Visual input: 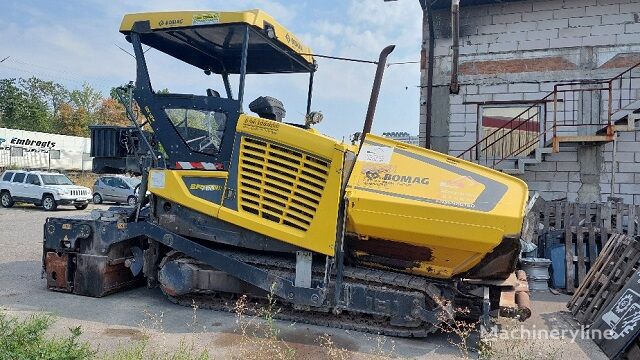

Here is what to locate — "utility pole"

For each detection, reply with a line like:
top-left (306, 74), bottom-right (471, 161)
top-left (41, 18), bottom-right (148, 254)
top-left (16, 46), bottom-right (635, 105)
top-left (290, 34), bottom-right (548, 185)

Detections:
top-left (384, 0), bottom-right (434, 149)
top-left (419, 0), bottom-right (434, 149)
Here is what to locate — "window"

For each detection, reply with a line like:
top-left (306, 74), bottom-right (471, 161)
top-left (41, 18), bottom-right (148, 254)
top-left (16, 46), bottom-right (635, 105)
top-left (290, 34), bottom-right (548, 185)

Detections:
top-left (12, 173), bottom-right (25, 183)
top-left (479, 104), bottom-right (542, 158)
top-left (26, 174), bottom-right (41, 186)
top-left (49, 150), bottom-right (61, 160)
top-left (102, 177), bottom-right (113, 186)
top-left (123, 177), bottom-right (141, 188)
top-left (10, 147), bottom-right (23, 157)
top-left (41, 174), bottom-right (73, 185)
top-left (2, 172), bottom-right (14, 182)
top-left (165, 108), bottom-right (227, 155)
top-left (111, 177), bottom-right (129, 189)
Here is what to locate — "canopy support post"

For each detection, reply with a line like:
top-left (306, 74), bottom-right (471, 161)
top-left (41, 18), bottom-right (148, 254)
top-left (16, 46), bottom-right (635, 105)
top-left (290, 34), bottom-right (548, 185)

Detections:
top-left (306, 70), bottom-right (315, 115)
top-left (238, 27), bottom-right (250, 111)
top-left (222, 72), bottom-right (233, 99)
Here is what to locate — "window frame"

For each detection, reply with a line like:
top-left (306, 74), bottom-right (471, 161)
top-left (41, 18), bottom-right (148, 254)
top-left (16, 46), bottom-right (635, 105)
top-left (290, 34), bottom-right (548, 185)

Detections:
top-left (26, 174), bottom-right (41, 186)
top-left (476, 102), bottom-right (546, 159)
top-left (2, 172), bottom-right (14, 182)
top-left (12, 172), bottom-right (26, 183)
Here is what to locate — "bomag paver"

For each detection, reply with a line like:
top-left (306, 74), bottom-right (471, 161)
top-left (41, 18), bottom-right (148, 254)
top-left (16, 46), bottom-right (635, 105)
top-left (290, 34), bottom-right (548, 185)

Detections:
top-left (42, 9), bottom-right (531, 336)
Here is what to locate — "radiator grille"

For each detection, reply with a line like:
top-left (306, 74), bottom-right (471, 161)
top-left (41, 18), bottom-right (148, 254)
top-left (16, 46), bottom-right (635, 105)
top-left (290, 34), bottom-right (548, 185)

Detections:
top-left (238, 137), bottom-right (330, 231)
top-left (70, 189), bottom-right (87, 196)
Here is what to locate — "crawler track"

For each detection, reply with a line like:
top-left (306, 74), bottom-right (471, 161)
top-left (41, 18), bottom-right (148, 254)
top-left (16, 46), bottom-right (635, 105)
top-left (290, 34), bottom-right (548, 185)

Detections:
top-left (160, 250), bottom-right (458, 337)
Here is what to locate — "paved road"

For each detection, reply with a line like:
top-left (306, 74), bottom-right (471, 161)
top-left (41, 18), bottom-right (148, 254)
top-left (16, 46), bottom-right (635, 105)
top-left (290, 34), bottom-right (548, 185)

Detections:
top-left (0, 203), bottom-right (607, 359)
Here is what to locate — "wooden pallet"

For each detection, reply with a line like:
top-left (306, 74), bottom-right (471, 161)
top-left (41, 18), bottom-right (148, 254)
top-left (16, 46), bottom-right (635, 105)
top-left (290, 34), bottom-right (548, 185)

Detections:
top-left (567, 233), bottom-right (640, 325)
top-left (536, 201), bottom-right (640, 293)
top-left (538, 201), bottom-right (639, 237)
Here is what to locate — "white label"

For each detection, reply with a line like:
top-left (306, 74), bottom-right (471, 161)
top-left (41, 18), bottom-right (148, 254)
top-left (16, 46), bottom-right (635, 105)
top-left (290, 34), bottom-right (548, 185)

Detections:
top-left (150, 172), bottom-right (165, 189)
top-left (358, 145), bottom-right (393, 164)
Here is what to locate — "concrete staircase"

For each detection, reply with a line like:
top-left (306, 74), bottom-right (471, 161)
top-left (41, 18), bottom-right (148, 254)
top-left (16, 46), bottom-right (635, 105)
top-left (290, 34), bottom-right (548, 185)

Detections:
top-left (497, 104), bottom-right (639, 175)
top-left (458, 62), bottom-right (640, 174)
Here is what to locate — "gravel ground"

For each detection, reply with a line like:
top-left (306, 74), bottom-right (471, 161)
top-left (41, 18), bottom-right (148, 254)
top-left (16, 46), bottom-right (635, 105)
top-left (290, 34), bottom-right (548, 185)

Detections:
top-left (0, 202), bottom-right (608, 359)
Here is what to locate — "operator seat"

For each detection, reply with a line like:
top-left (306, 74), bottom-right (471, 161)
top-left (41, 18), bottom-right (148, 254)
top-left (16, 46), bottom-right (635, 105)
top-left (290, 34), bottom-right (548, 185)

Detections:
top-left (249, 96), bottom-right (285, 122)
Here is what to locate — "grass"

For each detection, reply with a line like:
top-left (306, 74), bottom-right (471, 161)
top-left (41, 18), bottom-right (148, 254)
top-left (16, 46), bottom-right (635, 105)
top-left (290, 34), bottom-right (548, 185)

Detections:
top-left (0, 312), bottom-right (94, 360)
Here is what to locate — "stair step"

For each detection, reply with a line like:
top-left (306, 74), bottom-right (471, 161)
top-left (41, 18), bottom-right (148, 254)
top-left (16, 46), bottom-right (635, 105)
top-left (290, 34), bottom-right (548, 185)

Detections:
top-left (611, 99), bottom-right (640, 122)
top-left (552, 135), bottom-right (614, 151)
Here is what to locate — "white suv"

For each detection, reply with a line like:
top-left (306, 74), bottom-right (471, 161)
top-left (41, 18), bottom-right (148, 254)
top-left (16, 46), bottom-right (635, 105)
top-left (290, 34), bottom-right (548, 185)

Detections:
top-left (0, 170), bottom-right (92, 211)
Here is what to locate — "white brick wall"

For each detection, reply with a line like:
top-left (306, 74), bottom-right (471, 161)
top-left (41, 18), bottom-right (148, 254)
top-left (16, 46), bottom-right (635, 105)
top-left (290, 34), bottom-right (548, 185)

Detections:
top-left (437, 0), bottom-right (640, 56)
top-left (431, 0), bottom-right (640, 205)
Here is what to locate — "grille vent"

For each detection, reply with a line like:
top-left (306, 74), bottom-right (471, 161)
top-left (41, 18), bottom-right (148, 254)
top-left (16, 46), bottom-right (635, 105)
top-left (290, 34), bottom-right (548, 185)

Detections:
top-left (238, 137), bottom-right (330, 231)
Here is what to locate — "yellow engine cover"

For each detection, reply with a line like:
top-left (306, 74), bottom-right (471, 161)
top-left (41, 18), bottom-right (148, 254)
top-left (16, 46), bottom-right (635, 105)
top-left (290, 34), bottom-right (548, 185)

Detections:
top-left (345, 134), bottom-right (528, 279)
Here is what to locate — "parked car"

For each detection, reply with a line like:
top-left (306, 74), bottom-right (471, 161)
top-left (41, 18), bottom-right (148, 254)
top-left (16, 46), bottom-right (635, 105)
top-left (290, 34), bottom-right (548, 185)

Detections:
top-left (0, 170), bottom-right (92, 211)
top-left (92, 175), bottom-right (141, 206)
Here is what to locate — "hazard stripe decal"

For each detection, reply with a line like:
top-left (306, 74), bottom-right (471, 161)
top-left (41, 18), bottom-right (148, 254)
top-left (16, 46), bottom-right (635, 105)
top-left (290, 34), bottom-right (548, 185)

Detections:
top-left (175, 162), bottom-right (224, 170)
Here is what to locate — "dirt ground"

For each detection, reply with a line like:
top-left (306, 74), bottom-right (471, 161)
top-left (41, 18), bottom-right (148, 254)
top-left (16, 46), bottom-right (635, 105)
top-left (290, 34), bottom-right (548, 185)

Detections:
top-left (0, 203), bottom-right (608, 359)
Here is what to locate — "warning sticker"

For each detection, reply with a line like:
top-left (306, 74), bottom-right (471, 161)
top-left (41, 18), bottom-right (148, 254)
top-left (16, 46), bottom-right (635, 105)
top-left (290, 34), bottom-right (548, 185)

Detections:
top-left (150, 172), bottom-right (165, 189)
top-left (358, 145), bottom-right (393, 164)
top-left (192, 13), bottom-right (220, 26)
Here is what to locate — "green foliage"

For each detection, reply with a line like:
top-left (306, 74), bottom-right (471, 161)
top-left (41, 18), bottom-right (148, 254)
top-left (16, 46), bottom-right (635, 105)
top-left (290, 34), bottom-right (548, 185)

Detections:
top-left (0, 78), bottom-right (51, 132)
top-left (0, 312), bottom-right (94, 360)
top-left (0, 77), bottom-right (128, 137)
top-left (70, 83), bottom-right (102, 114)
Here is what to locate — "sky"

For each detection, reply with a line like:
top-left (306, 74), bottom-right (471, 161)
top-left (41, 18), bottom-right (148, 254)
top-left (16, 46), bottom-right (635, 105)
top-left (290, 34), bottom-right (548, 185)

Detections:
top-left (0, 0), bottom-right (423, 140)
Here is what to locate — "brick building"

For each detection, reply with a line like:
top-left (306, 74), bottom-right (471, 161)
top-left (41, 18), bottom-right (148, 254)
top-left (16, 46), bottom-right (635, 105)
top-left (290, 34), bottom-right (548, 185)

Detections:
top-left (423, 0), bottom-right (640, 204)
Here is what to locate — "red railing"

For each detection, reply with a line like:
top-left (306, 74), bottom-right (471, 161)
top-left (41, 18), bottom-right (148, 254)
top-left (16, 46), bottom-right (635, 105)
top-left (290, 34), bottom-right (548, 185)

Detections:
top-left (457, 93), bottom-right (552, 168)
top-left (458, 60), bottom-right (640, 168)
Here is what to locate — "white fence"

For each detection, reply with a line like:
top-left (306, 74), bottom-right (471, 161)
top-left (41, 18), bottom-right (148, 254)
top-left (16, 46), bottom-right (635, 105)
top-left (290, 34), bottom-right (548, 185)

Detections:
top-left (0, 127), bottom-right (92, 171)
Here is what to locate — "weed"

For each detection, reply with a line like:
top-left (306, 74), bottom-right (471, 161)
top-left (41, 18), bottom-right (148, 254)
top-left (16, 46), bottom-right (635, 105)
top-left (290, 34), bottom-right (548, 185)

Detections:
top-left (317, 333), bottom-right (350, 360)
top-left (0, 311), bottom-right (94, 360)
top-left (433, 297), bottom-right (480, 359)
top-left (232, 284), bottom-right (296, 360)
top-left (105, 339), bottom-right (211, 360)
top-left (368, 334), bottom-right (396, 358)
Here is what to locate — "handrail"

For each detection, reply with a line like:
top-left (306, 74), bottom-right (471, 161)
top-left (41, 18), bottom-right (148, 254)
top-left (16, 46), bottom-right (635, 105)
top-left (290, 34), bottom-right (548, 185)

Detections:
top-left (457, 92), bottom-right (553, 163)
top-left (458, 60), bottom-right (640, 168)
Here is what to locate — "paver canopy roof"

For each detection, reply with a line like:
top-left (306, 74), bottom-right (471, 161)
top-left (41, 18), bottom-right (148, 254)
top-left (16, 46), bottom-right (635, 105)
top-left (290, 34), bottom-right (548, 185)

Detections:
top-left (120, 10), bottom-right (315, 74)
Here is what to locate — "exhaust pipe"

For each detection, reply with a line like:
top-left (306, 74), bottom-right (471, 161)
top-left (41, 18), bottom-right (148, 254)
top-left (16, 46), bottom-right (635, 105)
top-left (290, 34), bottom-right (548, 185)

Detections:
top-left (360, 45), bottom-right (396, 148)
top-left (450, 0), bottom-right (460, 94)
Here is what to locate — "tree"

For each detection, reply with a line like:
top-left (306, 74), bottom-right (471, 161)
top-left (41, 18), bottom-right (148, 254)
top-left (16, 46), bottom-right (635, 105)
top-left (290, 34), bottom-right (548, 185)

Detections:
top-left (18, 77), bottom-right (69, 116)
top-left (55, 103), bottom-right (89, 136)
top-left (94, 98), bottom-right (130, 127)
top-left (0, 78), bottom-right (51, 133)
top-left (70, 83), bottom-right (102, 114)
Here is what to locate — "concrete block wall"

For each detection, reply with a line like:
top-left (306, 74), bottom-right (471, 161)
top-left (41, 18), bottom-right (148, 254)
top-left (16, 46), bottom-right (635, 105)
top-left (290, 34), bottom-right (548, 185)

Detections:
top-left (426, 0), bottom-right (640, 204)
top-left (514, 131), bottom-right (640, 204)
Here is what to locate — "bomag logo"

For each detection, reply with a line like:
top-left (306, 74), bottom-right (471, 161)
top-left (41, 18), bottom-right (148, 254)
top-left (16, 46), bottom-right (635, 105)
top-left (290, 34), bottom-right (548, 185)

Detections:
top-left (190, 184), bottom-right (223, 191)
top-left (284, 33), bottom-right (304, 52)
top-left (365, 170), bottom-right (429, 185)
top-left (159, 19), bottom-right (184, 27)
